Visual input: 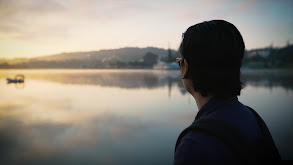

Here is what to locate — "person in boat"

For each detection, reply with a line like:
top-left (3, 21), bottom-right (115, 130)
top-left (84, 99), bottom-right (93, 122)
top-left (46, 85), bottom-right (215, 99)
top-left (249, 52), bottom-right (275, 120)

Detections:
top-left (6, 74), bottom-right (24, 83)
top-left (174, 20), bottom-right (280, 164)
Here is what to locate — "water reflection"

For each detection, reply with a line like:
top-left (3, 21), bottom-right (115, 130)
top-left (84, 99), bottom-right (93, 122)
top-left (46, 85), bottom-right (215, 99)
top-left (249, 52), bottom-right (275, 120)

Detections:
top-left (0, 69), bottom-right (292, 164)
top-left (0, 113), bottom-right (161, 165)
top-left (2, 69), bottom-right (188, 96)
top-left (16, 70), bottom-right (181, 89)
top-left (6, 82), bottom-right (25, 89)
top-left (3, 69), bottom-right (293, 93)
top-left (242, 69), bottom-right (293, 91)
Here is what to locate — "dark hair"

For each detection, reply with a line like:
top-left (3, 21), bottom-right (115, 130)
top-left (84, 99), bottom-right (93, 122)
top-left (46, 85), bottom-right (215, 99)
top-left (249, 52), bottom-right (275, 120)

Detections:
top-left (179, 20), bottom-right (245, 98)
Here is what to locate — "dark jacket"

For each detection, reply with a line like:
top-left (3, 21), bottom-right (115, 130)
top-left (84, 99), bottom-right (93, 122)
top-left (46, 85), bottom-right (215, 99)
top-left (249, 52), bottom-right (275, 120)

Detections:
top-left (174, 96), bottom-right (263, 165)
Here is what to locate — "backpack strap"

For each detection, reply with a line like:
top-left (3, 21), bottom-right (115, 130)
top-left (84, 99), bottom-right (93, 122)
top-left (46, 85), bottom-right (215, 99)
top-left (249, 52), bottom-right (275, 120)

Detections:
top-left (175, 118), bottom-right (253, 163)
top-left (245, 106), bottom-right (281, 161)
top-left (174, 106), bottom-right (282, 162)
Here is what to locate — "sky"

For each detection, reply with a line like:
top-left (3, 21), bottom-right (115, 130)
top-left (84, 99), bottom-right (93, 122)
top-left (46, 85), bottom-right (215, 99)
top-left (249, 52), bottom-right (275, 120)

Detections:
top-left (0, 0), bottom-right (292, 59)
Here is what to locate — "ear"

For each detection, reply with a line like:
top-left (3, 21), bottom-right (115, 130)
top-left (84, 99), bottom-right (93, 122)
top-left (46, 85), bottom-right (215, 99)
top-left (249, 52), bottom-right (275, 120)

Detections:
top-left (183, 59), bottom-right (189, 78)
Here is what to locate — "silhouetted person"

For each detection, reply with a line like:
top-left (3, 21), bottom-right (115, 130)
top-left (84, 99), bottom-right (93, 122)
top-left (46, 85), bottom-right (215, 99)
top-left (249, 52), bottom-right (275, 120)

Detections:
top-left (174, 20), bottom-right (281, 164)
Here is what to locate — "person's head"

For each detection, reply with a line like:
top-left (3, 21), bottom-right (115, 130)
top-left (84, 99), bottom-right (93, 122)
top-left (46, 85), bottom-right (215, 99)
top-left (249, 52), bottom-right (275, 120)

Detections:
top-left (178, 20), bottom-right (245, 98)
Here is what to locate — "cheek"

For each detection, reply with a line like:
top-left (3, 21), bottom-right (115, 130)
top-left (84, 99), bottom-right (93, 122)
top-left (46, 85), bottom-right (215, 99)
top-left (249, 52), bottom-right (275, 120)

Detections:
top-left (182, 79), bottom-right (193, 94)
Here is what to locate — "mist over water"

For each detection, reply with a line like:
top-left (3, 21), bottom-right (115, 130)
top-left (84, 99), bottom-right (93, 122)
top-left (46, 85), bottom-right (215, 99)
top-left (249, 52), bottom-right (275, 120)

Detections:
top-left (0, 69), bottom-right (292, 164)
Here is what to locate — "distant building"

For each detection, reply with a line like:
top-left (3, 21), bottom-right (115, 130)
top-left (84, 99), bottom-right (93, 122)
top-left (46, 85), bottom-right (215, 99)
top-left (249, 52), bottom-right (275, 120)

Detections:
top-left (245, 48), bottom-right (271, 59)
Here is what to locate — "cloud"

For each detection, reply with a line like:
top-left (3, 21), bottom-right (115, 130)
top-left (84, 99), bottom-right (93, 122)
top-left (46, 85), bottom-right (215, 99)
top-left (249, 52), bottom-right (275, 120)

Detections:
top-left (0, 0), bottom-right (74, 41)
top-left (0, 0), bottom-right (152, 41)
top-left (1, 0), bottom-right (293, 58)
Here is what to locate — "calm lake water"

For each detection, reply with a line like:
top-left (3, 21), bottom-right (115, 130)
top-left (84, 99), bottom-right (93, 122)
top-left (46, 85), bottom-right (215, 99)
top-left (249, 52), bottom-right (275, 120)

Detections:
top-left (0, 69), bottom-right (292, 164)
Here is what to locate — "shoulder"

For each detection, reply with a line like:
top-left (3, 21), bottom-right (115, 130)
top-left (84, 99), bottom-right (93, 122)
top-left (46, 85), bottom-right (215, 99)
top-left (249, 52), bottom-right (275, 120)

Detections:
top-left (174, 134), bottom-right (211, 165)
top-left (174, 130), bottom-right (240, 165)
top-left (208, 100), bottom-right (262, 142)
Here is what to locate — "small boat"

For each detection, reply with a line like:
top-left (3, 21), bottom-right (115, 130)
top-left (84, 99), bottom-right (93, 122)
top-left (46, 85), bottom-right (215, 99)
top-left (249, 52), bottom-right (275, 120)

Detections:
top-left (7, 74), bottom-right (25, 83)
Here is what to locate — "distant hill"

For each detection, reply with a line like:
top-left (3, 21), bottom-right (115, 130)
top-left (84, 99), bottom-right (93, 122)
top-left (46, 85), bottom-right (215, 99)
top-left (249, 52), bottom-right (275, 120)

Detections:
top-left (0, 47), bottom-right (178, 69)
top-left (31, 47), bottom-right (175, 62)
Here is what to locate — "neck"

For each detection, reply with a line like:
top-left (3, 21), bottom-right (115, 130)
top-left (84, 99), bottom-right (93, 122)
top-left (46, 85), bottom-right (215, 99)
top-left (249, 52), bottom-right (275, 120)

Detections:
top-left (191, 92), bottom-right (214, 110)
